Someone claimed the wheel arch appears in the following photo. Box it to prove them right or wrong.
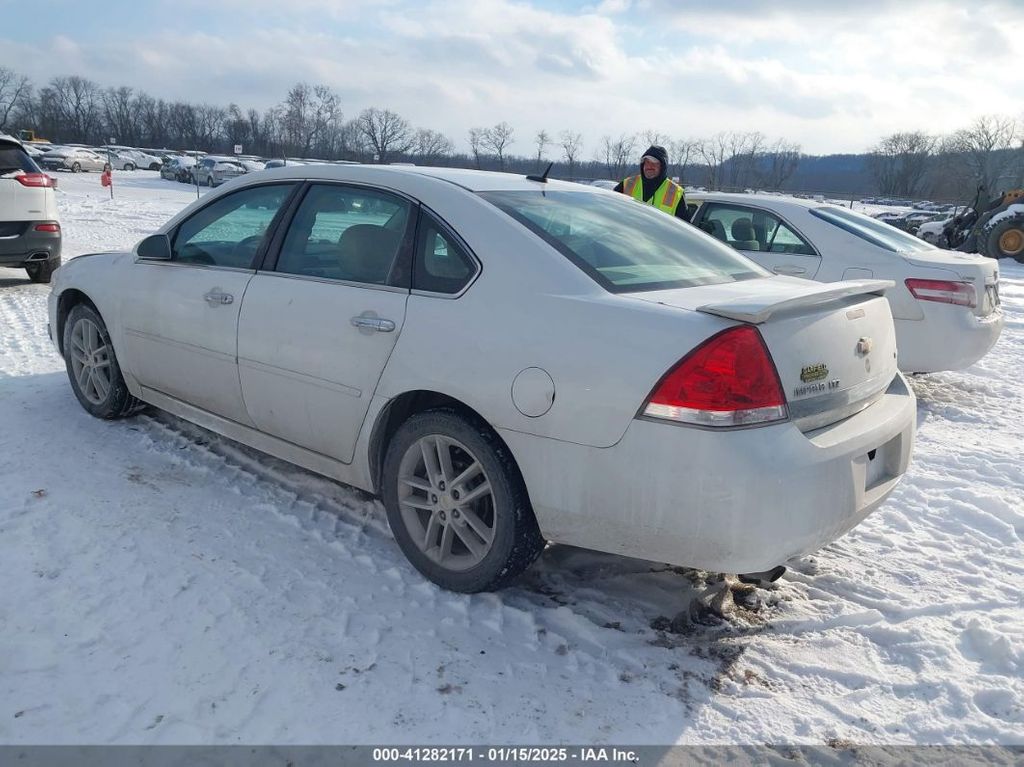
[367,390,529,499]
[55,289,100,357]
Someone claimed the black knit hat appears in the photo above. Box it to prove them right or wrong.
[641,144,669,168]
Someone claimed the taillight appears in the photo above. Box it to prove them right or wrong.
[15,173,55,188]
[34,223,60,233]
[905,278,976,308]
[642,325,788,428]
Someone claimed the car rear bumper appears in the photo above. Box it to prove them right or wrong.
[0,222,62,266]
[895,306,1004,373]
[500,373,916,574]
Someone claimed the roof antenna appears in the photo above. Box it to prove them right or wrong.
[526,161,554,183]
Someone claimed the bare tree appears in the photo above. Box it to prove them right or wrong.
[534,129,550,171]
[356,107,413,163]
[947,115,1019,192]
[102,86,139,145]
[697,133,731,190]
[0,67,31,132]
[467,127,485,169]
[135,94,169,147]
[48,76,102,143]
[483,122,514,171]
[597,133,637,180]
[640,129,665,148]
[224,103,251,151]
[414,128,454,164]
[866,131,935,197]
[560,130,583,179]
[279,83,342,157]
[758,139,802,190]
[669,138,700,184]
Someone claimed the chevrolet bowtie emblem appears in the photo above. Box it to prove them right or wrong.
[856,337,873,356]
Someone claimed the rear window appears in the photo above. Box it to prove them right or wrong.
[0,144,41,175]
[811,206,932,253]
[479,190,765,293]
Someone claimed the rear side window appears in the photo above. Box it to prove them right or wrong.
[0,145,41,175]
[810,206,932,253]
[479,190,765,293]
[172,184,295,268]
[413,213,477,294]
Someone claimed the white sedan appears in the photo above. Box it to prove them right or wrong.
[687,193,1004,373]
[48,166,916,592]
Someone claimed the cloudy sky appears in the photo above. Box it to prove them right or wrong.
[3,0,1023,156]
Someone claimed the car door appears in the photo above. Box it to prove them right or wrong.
[80,150,104,171]
[236,182,416,463]
[697,202,822,279]
[119,182,297,425]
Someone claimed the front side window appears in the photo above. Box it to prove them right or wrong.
[700,203,816,256]
[172,183,295,268]
[480,190,764,293]
[276,184,412,285]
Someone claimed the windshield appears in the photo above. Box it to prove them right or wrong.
[479,190,766,293]
[811,206,933,252]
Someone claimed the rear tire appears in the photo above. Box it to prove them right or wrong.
[71,162,81,173]
[981,211,1024,262]
[25,256,61,284]
[124,162,135,171]
[63,303,144,419]
[382,408,545,592]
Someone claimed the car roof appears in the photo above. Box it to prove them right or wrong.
[687,191,826,213]
[236,163,607,194]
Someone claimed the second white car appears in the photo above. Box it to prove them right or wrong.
[687,193,1004,373]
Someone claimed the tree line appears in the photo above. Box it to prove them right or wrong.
[1,66,1020,199]
[867,117,1024,201]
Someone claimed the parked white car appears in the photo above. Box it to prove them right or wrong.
[48,167,916,591]
[687,193,1003,373]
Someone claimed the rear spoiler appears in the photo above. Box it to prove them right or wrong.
[697,278,894,324]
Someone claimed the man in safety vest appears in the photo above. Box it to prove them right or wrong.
[613,144,690,222]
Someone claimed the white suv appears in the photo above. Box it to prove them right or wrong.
[0,134,62,283]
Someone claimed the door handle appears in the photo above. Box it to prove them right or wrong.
[773,265,807,276]
[203,289,234,306]
[351,315,396,332]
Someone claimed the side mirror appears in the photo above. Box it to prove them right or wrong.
[136,233,172,260]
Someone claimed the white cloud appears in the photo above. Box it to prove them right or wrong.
[2,0,1023,157]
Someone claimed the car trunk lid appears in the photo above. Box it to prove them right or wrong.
[633,276,899,432]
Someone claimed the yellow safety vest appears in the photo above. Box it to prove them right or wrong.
[622,175,685,216]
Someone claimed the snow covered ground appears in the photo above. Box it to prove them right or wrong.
[1,172,1022,746]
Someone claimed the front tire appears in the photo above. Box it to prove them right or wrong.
[981,211,1024,262]
[71,162,81,173]
[382,409,545,592]
[63,304,144,419]
[207,175,215,187]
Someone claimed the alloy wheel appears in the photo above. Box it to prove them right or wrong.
[397,434,496,571]
[68,317,113,405]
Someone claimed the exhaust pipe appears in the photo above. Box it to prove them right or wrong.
[737,565,786,586]
[26,252,50,262]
